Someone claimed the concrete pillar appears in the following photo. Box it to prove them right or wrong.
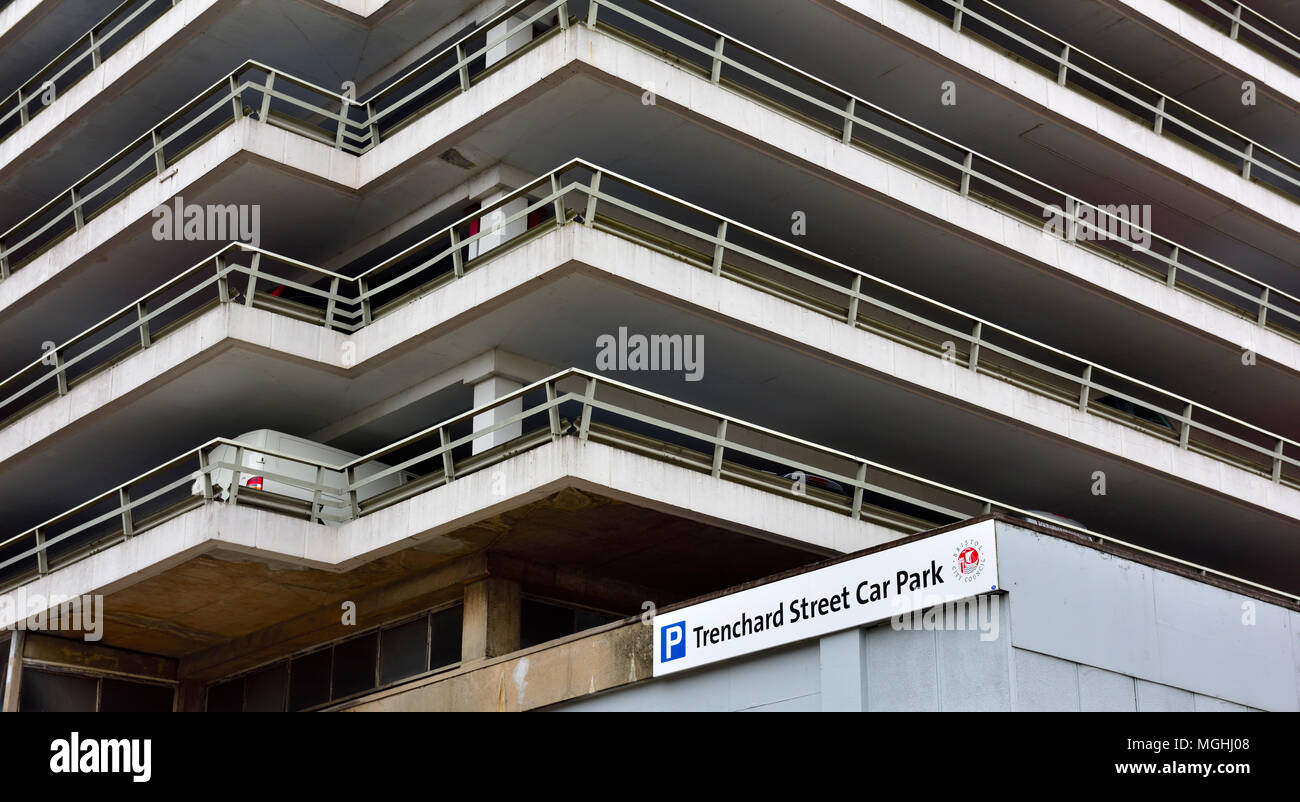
[468,192,529,260]
[177,680,207,712]
[2,632,23,712]
[485,2,546,67]
[471,374,523,454]
[461,577,521,662]
[819,627,867,711]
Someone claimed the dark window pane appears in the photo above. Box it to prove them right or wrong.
[288,648,332,711]
[429,605,463,669]
[520,599,575,648]
[331,633,377,699]
[575,609,618,633]
[21,670,98,712]
[243,663,288,712]
[207,678,243,712]
[100,678,174,712]
[380,618,427,685]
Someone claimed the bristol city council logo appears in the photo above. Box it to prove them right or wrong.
[952,538,986,583]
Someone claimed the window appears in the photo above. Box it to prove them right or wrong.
[520,598,620,649]
[208,603,463,711]
[20,669,173,712]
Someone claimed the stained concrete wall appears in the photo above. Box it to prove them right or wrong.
[554,521,1297,711]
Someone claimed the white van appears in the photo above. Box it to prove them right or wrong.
[193,429,407,521]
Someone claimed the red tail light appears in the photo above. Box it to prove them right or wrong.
[246,476,264,490]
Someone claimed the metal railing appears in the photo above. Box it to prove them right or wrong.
[4,159,1297,505]
[927,0,1300,199]
[0,0,178,144]
[1186,0,1300,73]
[2,366,1294,603]
[6,0,1300,355]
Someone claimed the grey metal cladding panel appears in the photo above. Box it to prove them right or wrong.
[863,625,940,711]
[1150,569,1296,712]
[1135,680,1196,712]
[936,626,1012,711]
[1192,694,1254,712]
[740,693,821,712]
[998,524,1160,674]
[998,522,1298,710]
[1078,665,1137,711]
[1013,648,1081,711]
[819,628,866,712]
[723,641,820,711]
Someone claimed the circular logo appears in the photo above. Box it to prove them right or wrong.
[952,538,987,583]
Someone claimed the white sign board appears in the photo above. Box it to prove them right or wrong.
[653,519,1000,676]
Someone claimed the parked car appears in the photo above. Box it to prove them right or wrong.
[1095,394,1175,433]
[192,429,406,516]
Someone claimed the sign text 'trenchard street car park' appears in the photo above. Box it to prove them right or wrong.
[653,519,1000,676]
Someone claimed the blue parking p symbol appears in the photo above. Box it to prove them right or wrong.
[661,622,686,662]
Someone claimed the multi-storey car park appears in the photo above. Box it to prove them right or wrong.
[0,0,1296,712]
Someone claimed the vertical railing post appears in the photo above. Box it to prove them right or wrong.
[711,36,725,84]
[1230,2,1243,40]
[54,348,68,396]
[1153,96,1166,135]
[587,0,600,29]
[359,278,373,325]
[546,381,561,441]
[846,274,862,326]
[228,446,246,506]
[70,187,84,230]
[34,528,48,576]
[1242,141,1254,181]
[243,251,261,306]
[198,449,214,502]
[1057,44,1070,86]
[712,220,727,276]
[365,101,380,148]
[711,419,727,478]
[439,428,455,482]
[136,301,151,349]
[550,173,566,225]
[89,30,102,70]
[1272,439,1284,483]
[558,0,570,29]
[228,74,242,121]
[1078,364,1092,412]
[1179,404,1193,450]
[450,228,464,278]
[584,172,602,226]
[578,378,596,440]
[151,129,166,176]
[324,276,341,328]
[952,0,965,32]
[215,255,231,303]
[456,43,471,92]
[841,97,856,144]
[346,466,361,519]
[119,487,134,539]
[850,463,867,520]
[960,151,973,197]
[17,88,28,126]
[0,238,9,280]
[1258,286,1271,327]
[1066,197,1080,242]
[311,465,325,523]
[968,321,983,371]
[259,71,275,120]
[1166,245,1180,287]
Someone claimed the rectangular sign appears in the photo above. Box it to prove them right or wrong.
[653,519,1000,676]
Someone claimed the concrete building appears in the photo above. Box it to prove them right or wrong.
[0,0,1296,712]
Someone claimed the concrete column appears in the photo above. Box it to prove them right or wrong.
[461,577,521,662]
[471,374,523,454]
[468,192,528,260]
[819,627,867,711]
[177,680,207,712]
[485,2,546,66]
[2,632,24,712]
